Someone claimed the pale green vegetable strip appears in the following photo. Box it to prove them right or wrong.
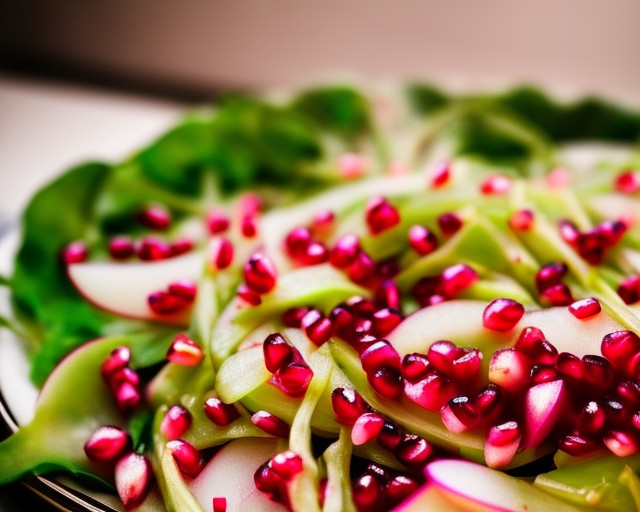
[215,345,271,403]
[322,428,357,512]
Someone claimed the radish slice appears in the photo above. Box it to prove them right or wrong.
[68,252,202,324]
[391,483,466,511]
[522,380,568,450]
[426,459,584,511]
[188,437,287,512]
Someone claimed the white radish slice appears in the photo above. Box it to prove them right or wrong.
[68,252,203,325]
[391,483,467,511]
[588,194,640,225]
[188,438,286,512]
[521,380,569,450]
[426,459,584,511]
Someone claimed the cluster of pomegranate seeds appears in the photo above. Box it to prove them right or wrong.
[160,405,193,440]
[285,226,329,266]
[148,279,198,315]
[254,450,304,505]
[558,218,628,265]
[614,170,640,194]
[166,439,204,478]
[617,275,640,305]
[366,196,401,235]
[241,252,277,298]
[351,463,421,511]
[203,397,240,426]
[535,262,574,306]
[263,332,314,397]
[138,204,171,231]
[508,209,534,231]
[167,333,204,366]
[101,346,141,414]
[480,175,511,195]
[251,411,290,438]
[84,425,132,462]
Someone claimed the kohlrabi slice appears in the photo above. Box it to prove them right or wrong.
[188,437,287,512]
[391,483,467,511]
[68,251,203,325]
[534,455,640,510]
[215,345,271,404]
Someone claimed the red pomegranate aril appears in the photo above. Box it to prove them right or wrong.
[160,405,192,440]
[603,430,639,457]
[412,276,443,306]
[378,421,403,450]
[328,305,354,338]
[361,340,402,373]
[203,397,240,426]
[577,231,607,265]
[254,461,284,495]
[615,171,640,194]
[243,253,277,294]
[352,474,382,508]
[366,196,401,235]
[61,241,88,264]
[282,307,309,328]
[270,450,303,480]
[483,298,525,332]
[601,330,640,369]
[84,426,132,462]
[167,279,197,302]
[114,382,141,414]
[395,434,433,468]
[236,284,262,306]
[541,283,574,306]
[559,435,600,457]
[331,387,369,425]
[351,413,385,445]
[241,215,258,238]
[285,226,312,258]
[530,364,559,385]
[476,383,504,419]
[170,238,193,257]
[402,353,431,381]
[301,309,333,346]
[139,204,171,231]
[427,340,460,374]
[408,225,438,256]
[556,352,585,381]
[442,395,477,431]
[558,220,580,246]
[508,209,534,231]
[484,421,521,469]
[437,213,463,236]
[346,296,377,316]
[212,238,234,270]
[101,346,132,377]
[263,333,294,373]
[167,334,203,366]
[616,381,640,405]
[115,453,153,510]
[212,496,227,512]
[300,242,329,267]
[578,400,606,436]
[617,275,640,305]
[375,279,401,310]
[582,355,613,392]
[633,412,640,430]
[480,175,511,195]
[487,420,521,447]
[206,208,230,234]
[440,263,478,297]
[166,439,203,478]
[371,308,403,337]
[275,362,313,397]
[251,411,290,438]
[598,219,627,246]
[535,262,568,293]
[347,251,376,285]
[429,160,451,188]
[404,371,458,411]
[385,474,419,504]
[108,236,135,260]
[514,326,558,365]
[148,291,189,315]
[107,367,140,390]
[329,233,361,268]
[451,349,483,384]
[376,259,400,279]
[369,367,404,400]
[137,236,171,261]
[488,348,530,394]
[605,399,629,428]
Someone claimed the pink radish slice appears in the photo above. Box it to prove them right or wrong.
[425,459,584,511]
[68,251,202,324]
[522,380,568,450]
[187,437,287,512]
[391,483,466,511]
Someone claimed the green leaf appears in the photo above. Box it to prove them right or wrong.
[405,83,450,116]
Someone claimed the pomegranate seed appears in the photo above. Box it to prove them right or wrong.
[338,153,367,179]
[487,420,521,446]
[404,371,458,411]
[556,352,585,382]
[476,383,504,419]
[546,167,571,188]
[271,450,303,480]
[411,276,443,306]
[361,340,402,373]
[115,453,153,510]
[615,171,640,194]
[615,380,640,405]
[440,263,478,297]
[301,309,333,346]
[251,411,290,438]
[375,279,401,310]
[274,362,313,397]
[84,426,132,462]
[254,460,283,493]
[170,238,193,257]
[541,283,574,306]
[138,204,171,231]
[484,421,521,469]
[331,387,369,425]
[352,474,382,508]
[376,259,400,279]
[168,280,197,302]
[241,215,258,238]
[395,434,433,467]
[236,284,262,306]
[618,275,640,305]
[312,210,335,235]
[530,365,559,385]
[166,439,203,478]
[429,160,451,188]
[148,291,189,315]
[582,355,613,392]
[385,474,419,504]
[167,334,203,366]
[451,348,483,384]
[441,396,477,433]
[483,298,525,331]
[603,430,639,457]
[203,397,240,426]
[351,413,385,445]
[605,399,629,428]
[282,307,310,328]
[114,382,141,414]
[480,175,511,195]
[137,236,171,261]
[602,330,640,369]
[206,209,230,234]
[437,213,463,236]
[212,496,227,512]
[108,236,135,260]
[558,220,580,246]
[535,262,568,292]
[160,405,192,440]
[371,308,403,337]
[329,233,361,268]
[598,219,627,246]
[408,225,438,256]
[263,333,293,373]
[61,241,88,264]
[378,421,403,450]
[101,346,132,377]
[244,253,277,294]
[238,193,262,217]
[488,348,530,394]
[402,353,431,381]
[559,435,599,456]
[347,251,376,285]
[285,226,312,259]
[578,400,606,436]
[369,367,404,400]
[508,209,534,231]
[346,295,378,316]
[366,196,401,235]
[427,340,460,374]
[514,326,558,364]
[212,238,234,270]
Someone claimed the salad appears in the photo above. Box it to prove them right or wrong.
[1,83,640,511]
